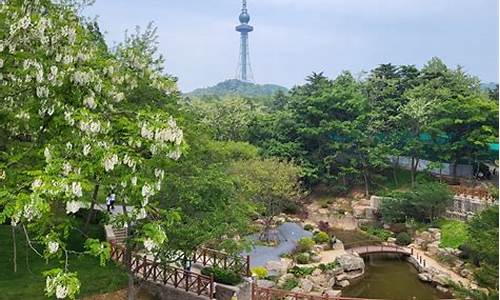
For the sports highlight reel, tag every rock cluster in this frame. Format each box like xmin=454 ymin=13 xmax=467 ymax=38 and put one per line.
xmin=261 ymin=253 xmax=365 ymax=296
xmin=410 ymin=228 xmax=472 ymax=281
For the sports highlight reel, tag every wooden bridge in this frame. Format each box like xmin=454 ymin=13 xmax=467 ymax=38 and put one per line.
xmin=348 ymin=244 xmax=412 ymax=256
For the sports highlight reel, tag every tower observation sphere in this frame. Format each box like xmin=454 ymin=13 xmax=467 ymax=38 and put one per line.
xmin=235 ymin=0 xmax=254 ymax=82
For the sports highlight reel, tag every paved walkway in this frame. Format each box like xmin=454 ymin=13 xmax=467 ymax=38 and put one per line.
xmin=244 ymin=222 xmax=312 ymax=267
xmin=412 ymin=248 xmax=476 ymax=288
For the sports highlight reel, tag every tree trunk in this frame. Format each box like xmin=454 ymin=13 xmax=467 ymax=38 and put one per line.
xmin=410 ymin=156 xmax=416 ymax=187
xmin=12 ymin=225 xmax=17 ymax=273
xmin=84 ymin=183 xmax=100 ymax=233
xmin=362 ymin=169 xmax=370 ymax=197
xmin=451 ymin=160 xmax=458 ymax=179
xmin=393 ymin=156 xmax=399 ymax=186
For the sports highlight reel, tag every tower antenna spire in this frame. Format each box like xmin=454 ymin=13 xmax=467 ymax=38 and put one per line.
xmin=235 ymin=0 xmax=254 ymax=82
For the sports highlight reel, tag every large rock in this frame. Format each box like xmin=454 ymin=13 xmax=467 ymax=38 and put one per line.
xmin=324 ymin=289 xmax=342 ymax=297
xmin=427 ymin=241 xmax=440 ymax=256
xmin=418 ymin=273 xmax=432 ymax=282
xmin=460 ymin=268 xmax=473 ymax=278
xmin=436 ymin=285 xmax=449 ymax=294
xmin=328 ymin=277 xmax=336 ymax=288
xmin=337 ymin=254 xmax=365 ymax=272
xmin=265 ymin=259 xmax=291 ymax=276
xmin=277 ymin=273 xmax=295 ymax=287
xmin=299 ymin=278 xmax=313 ymax=293
xmin=337 ymin=280 xmax=350 ymax=288
xmin=432 ymin=273 xmax=452 ymax=287
xmin=352 ymin=204 xmax=368 ymax=218
xmin=256 ymin=279 xmax=275 ymax=288
xmin=336 ymin=273 xmax=348 ymax=281
xmin=369 ymin=195 xmax=382 ymax=210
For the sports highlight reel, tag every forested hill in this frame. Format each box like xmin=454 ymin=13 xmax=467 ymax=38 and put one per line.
xmin=186 ymin=79 xmax=288 ymax=97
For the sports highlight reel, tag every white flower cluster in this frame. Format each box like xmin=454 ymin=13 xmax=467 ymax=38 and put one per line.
xmin=36 ymin=86 xmax=49 ymax=98
xmin=55 ymin=285 xmax=68 ymax=299
xmin=45 ymin=270 xmax=78 ymax=300
xmin=140 ymin=118 xmax=183 ymax=158
xmin=48 ymin=241 xmax=59 ymax=254
xmin=32 ymin=178 xmax=43 ymax=190
xmin=83 ymin=144 xmax=91 ymax=156
xmin=23 ymin=197 xmax=42 ymax=222
xmin=66 ymin=200 xmax=82 ymax=214
xmin=71 ymin=182 xmax=82 ymax=198
xmin=136 ymin=208 xmax=147 ymax=220
xmin=141 ymin=183 xmax=154 ymax=199
xmin=72 ymin=70 xmax=92 ymax=86
xmin=122 ymin=154 xmax=136 ymax=171
xmin=154 ymin=168 xmax=164 ymax=180
xmin=61 ymin=26 xmax=76 ymax=45
xmin=103 ymin=154 xmax=119 ymax=172
xmin=79 ymin=120 xmax=101 ymax=134
xmin=64 ymin=111 xmax=75 ymax=126
xmin=62 ymin=162 xmax=72 ymax=176
xmin=83 ymin=94 xmax=96 ymax=109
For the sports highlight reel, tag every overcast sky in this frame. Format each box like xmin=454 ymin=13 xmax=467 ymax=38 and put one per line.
xmin=84 ymin=0 xmax=499 ymax=92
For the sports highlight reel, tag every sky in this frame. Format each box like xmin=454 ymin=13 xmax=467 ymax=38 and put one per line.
xmin=84 ymin=0 xmax=499 ymax=92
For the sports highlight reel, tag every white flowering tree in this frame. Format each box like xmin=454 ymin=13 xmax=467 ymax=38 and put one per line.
xmin=0 ymin=1 xmax=184 ymax=299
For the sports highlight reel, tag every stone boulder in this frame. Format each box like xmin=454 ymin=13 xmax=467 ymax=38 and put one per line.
xmin=277 ymin=273 xmax=295 ymax=287
xmin=460 ymin=268 xmax=473 ymax=279
xmin=299 ymin=278 xmax=313 ymax=293
xmin=337 ymin=254 xmax=365 ymax=272
xmin=265 ymin=259 xmax=291 ymax=276
xmin=433 ymin=273 xmax=452 ymax=287
xmin=337 ymin=280 xmax=350 ymax=288
xmin=256 ymin=279 xmax=275 ymax=288
xmin=418 ymin=273 xmax=432 ymax=282
xmin=324 ymin=289 xmax=342 ymax=297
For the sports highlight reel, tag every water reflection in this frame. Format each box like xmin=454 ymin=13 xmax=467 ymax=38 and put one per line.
xmin=342 ymin=254 xmax=450 ymax=300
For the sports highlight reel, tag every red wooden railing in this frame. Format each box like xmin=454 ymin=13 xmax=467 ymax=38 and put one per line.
xmin=192 ymin=247 xmax=251 ymax=277
xmin=110 ymin=242 xmax=214 ymax=298
xmin=252 ymin=284 xmax=383 ymax=300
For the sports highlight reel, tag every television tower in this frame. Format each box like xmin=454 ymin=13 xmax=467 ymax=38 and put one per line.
xmin=235 ymin=0 xmax=254 ymax=82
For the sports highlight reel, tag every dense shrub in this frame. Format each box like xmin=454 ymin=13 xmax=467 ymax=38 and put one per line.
xmin=380 ymin=182 xmax=453 ymax=223
xmin=283 ymin=201 xmax=300 ymax=214
xmin=296 ymin=253 xmax=310 ymax=264
xmin=395 ymin=232 xmax=412 ymax=246
xmin=313 ymin=231 xmax=331 ymax=244
xmin=201 ymin=267 xmax=242 ymax=285
xmin=288 ymin=266 xmax=315 ymax=277
xmin=251 ymin=266 xmax=268 ymax=279
xmin=366 ymin=226 xmax=393 ymax=241
xmin=297 ymin=237 xmax=315 ymax=252
xmin=303 ymin=224 xmax=314 ymax=231
xmin=281 ymin=278 xmax=299 ymax=291
xmin=318 ymin=261 xmax=339 ymax=272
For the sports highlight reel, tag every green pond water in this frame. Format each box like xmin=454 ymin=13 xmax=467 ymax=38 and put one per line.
xmin=342 ymin=254 xmax=450 ymax=300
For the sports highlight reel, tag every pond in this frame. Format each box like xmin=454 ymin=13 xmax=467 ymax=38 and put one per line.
xmin=342 ymin=254 xmax=450 ymax=300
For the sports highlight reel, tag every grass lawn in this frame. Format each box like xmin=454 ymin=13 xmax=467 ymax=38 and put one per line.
xmin=438 ymin=219 xmax=468 ymax=249
xmin=0 ymin=223 xmax=128 ymax=300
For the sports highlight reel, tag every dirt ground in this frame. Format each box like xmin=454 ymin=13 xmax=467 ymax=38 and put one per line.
xmin=81 ymin=288 xmax=154 ymax=300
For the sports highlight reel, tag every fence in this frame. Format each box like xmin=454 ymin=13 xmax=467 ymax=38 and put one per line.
xmin=110 ymin=242 xmax=214 ymax=298
xmin=252 ymin=284 xmax=381 ymax=300
xmin=192 ymin=247 xmax=251 ymax=277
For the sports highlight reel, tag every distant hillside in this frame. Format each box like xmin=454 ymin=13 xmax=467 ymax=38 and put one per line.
xmin=186 ymin=79 xmax=288 ymax=98
xmin=480 ymin=82 xmax=498 ymax=91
